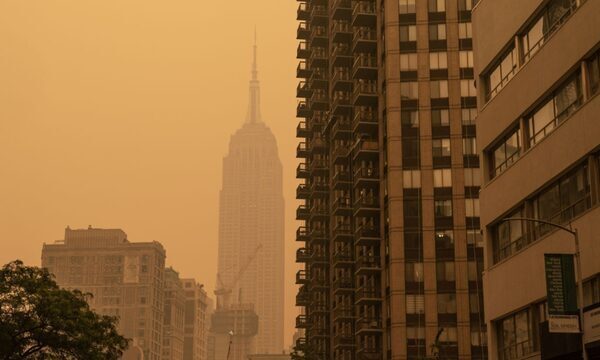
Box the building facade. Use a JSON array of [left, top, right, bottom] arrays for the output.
[[182, 279, 210, 360], [41, 226, 166, 360], [295, 0, 487, 359], [217, 40, 285, 356], [473, 0, 600, 359], [163, 268, 185, 360]]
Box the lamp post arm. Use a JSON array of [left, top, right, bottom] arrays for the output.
[[501, 217, 576, 235]]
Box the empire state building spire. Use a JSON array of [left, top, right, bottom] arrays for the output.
[[246, 30, 262, 124]]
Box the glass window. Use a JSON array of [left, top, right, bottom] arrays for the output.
[[458, 22, 472, 39], [432, 138, 451, 157], [433, 169, 452, 188], [497, 308, 535, 360], [400, 25, 417, 42], [439, 327, 458, 343], [403, 170, 421, 188], [461, 79, 476, 97], [459, 50, 474, 68], [434, 199, 453, 217], [486, 47, 517, 100], [406, 262, 424, 282], [461, 107, 477, 125], [467, 229, 483, 248], [407, 294, 425, 314], [437, 293, 457, 314], [436, 261, 455, 281], [402, 137, 420, 166], [428, 0, 446, 12], [528, 72, 582, 146], [465, 198, 480, 217], [583, 276, 600, 307], [401, 81, 419, 100], [407, 326, 425, 340], [458, 0, 474, 11], [431, 80, 449, 99], [589, 49, 600, 96], [469, 292, 481, 314], [401, 110, 419, 127], [491, 127, 521, 177], [431, 109, 449, 126], [468, 260, 483, 281], [399, 0, 416, 14], [435, 230, 454, 249], [463, 137, 477, 155], [429, 24, 447, 40], [430, 52, 448, 70], [400, 53, 418, 71], [464, 168, 481, 187], [493, 209, 524, 263]]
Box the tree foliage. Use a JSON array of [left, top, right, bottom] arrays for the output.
[[0, 260, 129, 359]]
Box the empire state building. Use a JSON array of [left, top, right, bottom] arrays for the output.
[[216, 39, 284, 355]]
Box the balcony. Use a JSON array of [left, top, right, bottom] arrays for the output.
[[331, 119, 351, 139], [296, 120, 309, 138], [296, 247, 311, 263], [295, 336, 306, 348], [297, 2, 309, 21], [296, 314, 310, 328], [296, 81, 311, 98], [296, 285, 309, 306], [333, 305, 354, 320], [353, 29, 376, 53], [332, 0, 352, 19], [352, 1, 376, 27], [352, 110, 377, 133], [296, 269, 309, 284], [310, 134, 328, 154], [332, 170, 352, 189], [296, 142, 309, 158], [333, 334, 355, 349], [296, 226, 309, 242], [309, 227, 327, 242], [333, 276, 354, 294], [309, 205, 328, 221], [310, 26, 328, 47], [297, 22, 310, 40], [296, 183, 310, 199], [353, 55, 377, 79], [332, 223, 353, 242], [310, 274, 328, 288], [332, 45, 353, 67], [309, 70, 327, 89], [309, 158, 327, 175], [332, 196, 352, 216], [296, 101, 311, 118], [356, 317, 383, 333], [297, 41, 309, 59], [310, 5, 328, 25], [355, 224, 380, 246], [296, 60, 311, 79], [332, 144, 350, 164], [296, 205, 309, 220], [332, 21, 352, 43], [356, 345, 382, 360], [332, 70, 352, 91], [355, 254, 381, 274], [332, 92, 352, 115], [296, 162, 308, 179], [310, 92, 328, 111], [352, 139, 378, 160], [353, 80, 377, 105], [353, 195, 379, 217], [333, 249, 353, 267], [310, 181, 329, 198], [354, 166, 378, 186], [355, 286, 381, 304], [309, 47, 328, 68]]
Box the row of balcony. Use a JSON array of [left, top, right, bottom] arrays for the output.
[[295, 196, 379, 221], [295, 222, 380, 246]]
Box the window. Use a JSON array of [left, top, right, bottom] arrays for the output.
[[435, 230, 454, 249], [439, 327, 458, 343], [433, 169, 452, 188], [400, 25, 417, 42], [464, 168, 481, 187], [486, 47, 517, 100], [431, 109, 449, 126], [469, 293, 481, 314], [492, 127, 521, 177], [465, 198, 480, 217], [403, 170, 421, 188], [406, 262, 424, 282], [430, 80, 449, 98], [497, 308, 536, 360], [533, 163, 590, 234], [458, 22, 472, 39], [472, 329, 488, 347], [522, 0, 579, 61], [436, 261, 455, 281], [528, 72, 582, 146], [589, 49, 600, 96], [400, 53, 418, 71], [404, 197, 422, 223], [430, 52, 448, 70], [461, 107, 477, 125], [462, 137, 477, 155], [460, 79, 476, 97], [429, 24, 447, 40], [432, 138, 451, 157], [458, 0, 474, 11], [402, 110, 419, 127], [437, 293, 457, 314], [428, 0, 445, 12], [434, 199, 453, 217], [407, 294, 425, 314], [402, 137, 420, 166], [468, 260, 483, 281], [493, 209, 524, 262], [467, 229, 483, 248], [459, 50, 473, 68], [401, 81, 419, 100], [407, 326, 425, 341], [399, 0, 416, 14], [583, 276, 600, 307]]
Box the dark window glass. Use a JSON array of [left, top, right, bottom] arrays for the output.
[[402, 110, 419, 128], [434, 199, 452, 217], [497, 308, 536, 360], [491, 127, 521, 177], [432, 138, 451, 157], [589, 49, 600, 96], [432, 109, 449, 126], [493, 209, 524, 263]]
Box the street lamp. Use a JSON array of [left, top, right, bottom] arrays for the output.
[[500, 217, 587, 360], [227, 330, 234, 360]]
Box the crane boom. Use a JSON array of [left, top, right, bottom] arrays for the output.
[[215, 243, 262, 309]]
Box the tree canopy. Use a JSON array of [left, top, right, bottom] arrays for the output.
[[0, 260, 129, 359]]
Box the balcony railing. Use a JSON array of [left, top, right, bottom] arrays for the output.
[[296, 247, 311, 262]]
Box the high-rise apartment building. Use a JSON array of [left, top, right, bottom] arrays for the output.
[[217, 39, 285, 357], [294, 0, 487, 359], [163, 268, 185, 360], [41, 227, 166, 360], [473, 0, 600, 359], [182, 279, 210, 360]]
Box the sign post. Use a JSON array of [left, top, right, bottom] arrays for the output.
[[544, 254, 579, 333]]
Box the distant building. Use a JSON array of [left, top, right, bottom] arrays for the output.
[[163, 268, 185, 360], [182, 279, 210, 360], [41, 226, 166, 360], [248, 354, 290, 360]]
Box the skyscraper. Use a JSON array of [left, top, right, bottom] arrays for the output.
[[294, 0, 486, 359], [216, 37, 285, 356]]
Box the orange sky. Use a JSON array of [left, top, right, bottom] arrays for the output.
[[0, 0, 300, 348]]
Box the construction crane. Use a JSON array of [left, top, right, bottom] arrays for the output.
[[215, 244, 262, 310]]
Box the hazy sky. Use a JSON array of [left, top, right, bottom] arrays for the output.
[[0, 0, 300, 347]]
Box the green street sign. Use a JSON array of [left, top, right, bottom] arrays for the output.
[[544, 254, 578, 315]]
